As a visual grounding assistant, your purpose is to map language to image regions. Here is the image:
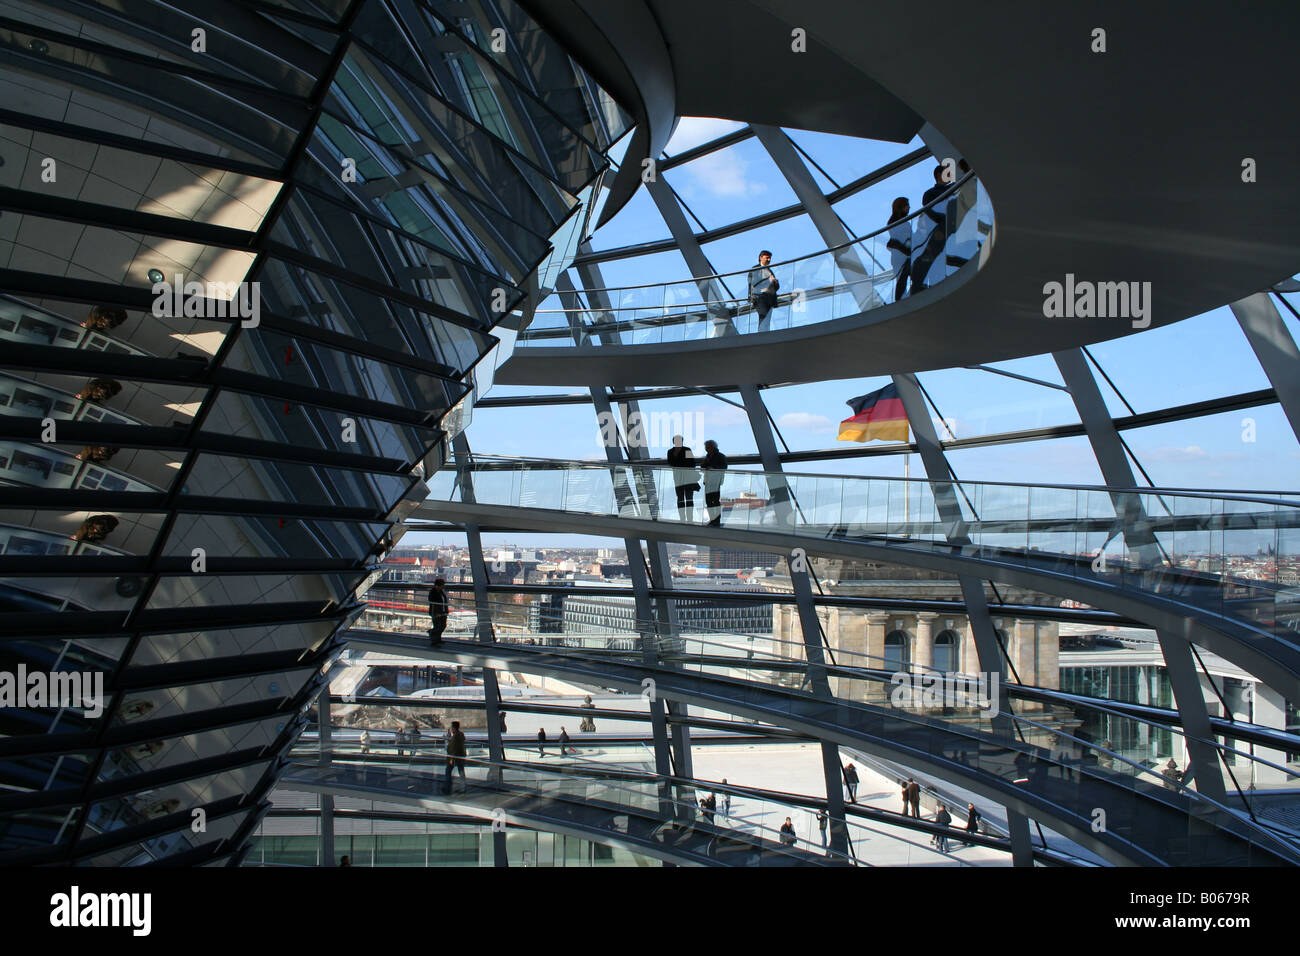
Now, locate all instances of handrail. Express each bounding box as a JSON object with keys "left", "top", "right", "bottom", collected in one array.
[
  {"left": 287, "top": 752, "right": 865, "bottom": 865},
  {"left": 345, "top": 625, "right": 1300, "bottom": 857},
  {"left": 440, "top": 453, "right": 1300, "bottom": 507},
  {"left": 541, "top": 170, "right": 978, "bottom": 297},
  {"left": 417, "top": 618, "right": 1300, "bottom": 789}
]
